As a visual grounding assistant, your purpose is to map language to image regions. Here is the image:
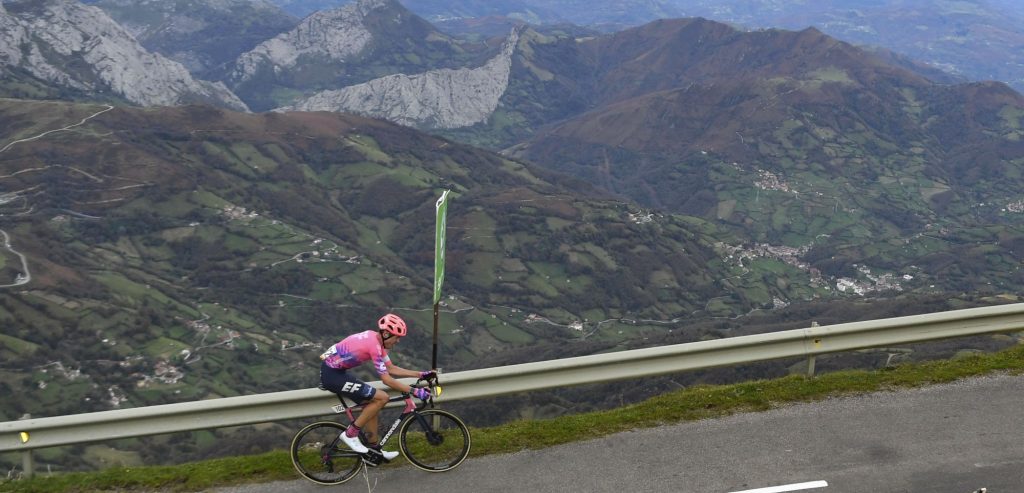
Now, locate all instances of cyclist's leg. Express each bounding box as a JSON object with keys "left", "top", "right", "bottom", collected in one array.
[
  {"left": 319, "top": 362, "right": 377, "bottom": 452},
  {"left": 359, "top": 392, "right": 399, "bottom": 461},
  {"left": 355, "top": 388, "right": 387, "bottom": 442}
]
